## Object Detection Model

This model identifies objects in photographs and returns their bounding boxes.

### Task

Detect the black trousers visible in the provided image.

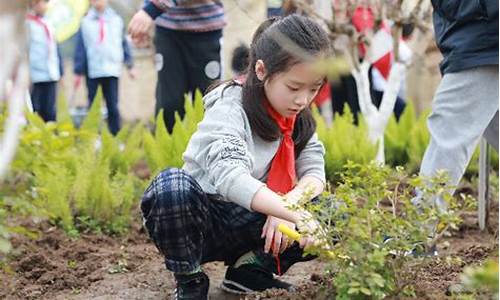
[154,26,222,132]
[141,168,315,274]
[31,81,57,122]
[87,76,120,135]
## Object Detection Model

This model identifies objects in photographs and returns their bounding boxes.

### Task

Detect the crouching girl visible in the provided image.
[141,14,331,300]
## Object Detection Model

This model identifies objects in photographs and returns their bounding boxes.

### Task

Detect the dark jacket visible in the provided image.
[432,0,498,74]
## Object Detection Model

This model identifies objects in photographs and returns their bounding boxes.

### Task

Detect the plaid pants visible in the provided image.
[141,168,315,274]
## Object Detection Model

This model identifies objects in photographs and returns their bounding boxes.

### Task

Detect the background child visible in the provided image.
[140,14,330,299]
[230,42,249,82]
[27,0,63,122]
[73,0,134,135]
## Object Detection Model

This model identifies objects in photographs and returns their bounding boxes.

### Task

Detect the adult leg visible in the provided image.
[154,27,188,133]
[418,65,499,208]
[184,30,222,97]
[100,77,121,135]
[483,110,499,152]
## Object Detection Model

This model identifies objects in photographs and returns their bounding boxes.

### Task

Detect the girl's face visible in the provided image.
[91,0,108,12]
[32,0,49,15]
[256,60,324,118]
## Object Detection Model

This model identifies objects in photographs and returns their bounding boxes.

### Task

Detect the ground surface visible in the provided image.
[1,199,498,300]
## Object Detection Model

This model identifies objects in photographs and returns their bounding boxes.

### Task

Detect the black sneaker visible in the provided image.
[220,264,294,295]
[173,272,209,300]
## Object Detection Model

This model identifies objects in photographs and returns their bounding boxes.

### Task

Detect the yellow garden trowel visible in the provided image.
[278,224,336,259]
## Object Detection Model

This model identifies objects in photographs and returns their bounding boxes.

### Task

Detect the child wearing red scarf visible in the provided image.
[27,0,63,122]
[73,0,135,135]
[141,15,329,300]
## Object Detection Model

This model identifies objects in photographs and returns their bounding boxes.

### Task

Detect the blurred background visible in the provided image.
[53,0,442,122]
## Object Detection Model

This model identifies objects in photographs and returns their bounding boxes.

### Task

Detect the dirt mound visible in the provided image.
[0,222,150,300]
[1,213,497,300]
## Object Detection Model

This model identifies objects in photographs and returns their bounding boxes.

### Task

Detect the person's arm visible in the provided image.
[250,185,301,223]
[73,28,87,76]
[147,0,207,13]
[129,0,212,45]
[251,184,319,253]
[123,35,134,69]
[142,0,164,20]
[292,132,326,203]
[123,36,136,79]
[128,1,160,46]
[57,44,64,77]
[285,175,324,205]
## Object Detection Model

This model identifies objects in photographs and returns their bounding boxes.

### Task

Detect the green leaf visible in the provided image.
[0,238,11,254]
[360,287,372,295]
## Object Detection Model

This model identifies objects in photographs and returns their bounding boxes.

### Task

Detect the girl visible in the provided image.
[141,14,330,300]
[73,0,134,135]
[27,0,63,122]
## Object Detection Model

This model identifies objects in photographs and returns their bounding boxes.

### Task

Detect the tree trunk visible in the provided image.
[0,0,29,180]
[352,61,406,164]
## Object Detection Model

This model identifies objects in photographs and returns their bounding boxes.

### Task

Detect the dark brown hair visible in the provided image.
[242,14,330,156]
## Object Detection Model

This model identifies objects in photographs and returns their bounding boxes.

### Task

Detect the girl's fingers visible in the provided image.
[272,231,282,256]
[299,237,306,248]
[261,217,270,238]
[299,236,315,249]
[264,225,275,253]
[279,235,289,253]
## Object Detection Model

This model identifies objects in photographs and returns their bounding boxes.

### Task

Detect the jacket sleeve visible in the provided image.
[73,28,87,75]
[185,92,265,211]
[431,0,491,22]
[123,36,134,69]
[57,44,64,76]
[143,0,163,19]
[295,133,326,184]
[144,0,218,18]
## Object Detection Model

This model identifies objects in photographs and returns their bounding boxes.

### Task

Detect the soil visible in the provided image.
[1,201,498,300]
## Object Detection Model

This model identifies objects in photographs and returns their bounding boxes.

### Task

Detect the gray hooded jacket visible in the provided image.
[182,83,326,211]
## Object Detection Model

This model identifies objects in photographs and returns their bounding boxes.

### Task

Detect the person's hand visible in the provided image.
[73,74,83,89]
[128,10,153,47]
[296,210,322,249]
[127,67,137,80]
[261,216,295,256]
[283,187,305,206]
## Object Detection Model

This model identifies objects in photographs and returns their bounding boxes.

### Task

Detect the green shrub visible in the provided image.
[297,162,471,299]
[384,103,416,167]
[314,105,377,183]
[143,90,204,176]
[10,92,146,235]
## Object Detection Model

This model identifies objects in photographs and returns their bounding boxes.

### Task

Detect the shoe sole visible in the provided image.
[220,279,255,295]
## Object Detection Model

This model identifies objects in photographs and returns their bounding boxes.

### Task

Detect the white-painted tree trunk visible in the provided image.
[351,61,406,164]
[0,1,29,180]
[478,139,490,230]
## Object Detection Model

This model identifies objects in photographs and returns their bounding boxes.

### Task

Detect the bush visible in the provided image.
[10,93,146,235]
[296,162,473,299]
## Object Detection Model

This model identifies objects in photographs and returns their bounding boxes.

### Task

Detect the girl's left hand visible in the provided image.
[261,215,295,256]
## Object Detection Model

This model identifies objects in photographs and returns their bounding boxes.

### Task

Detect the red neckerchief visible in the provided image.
[27,13,53,44]
[265,100,296,194]
[98,16,105,44]
[264,100,296,276]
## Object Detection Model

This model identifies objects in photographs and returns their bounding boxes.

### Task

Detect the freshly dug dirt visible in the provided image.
[1,202,498,300]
